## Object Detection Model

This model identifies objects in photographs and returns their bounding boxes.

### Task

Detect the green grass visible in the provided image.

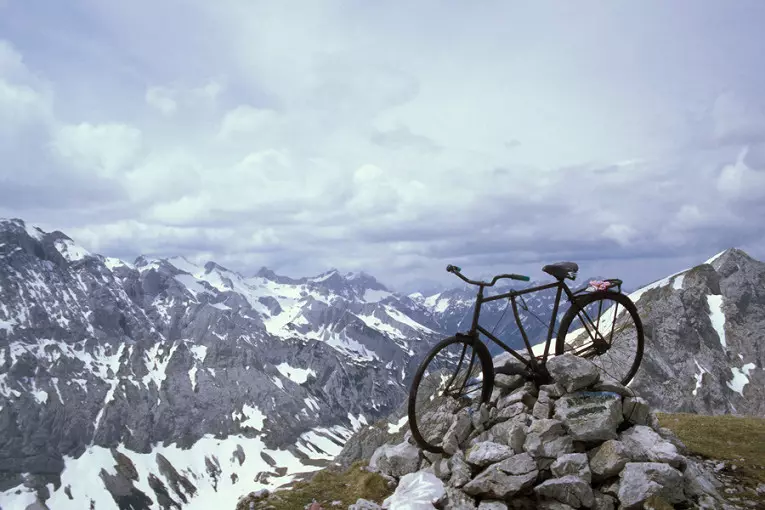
[237,461,393,510]
[658,412,765,505]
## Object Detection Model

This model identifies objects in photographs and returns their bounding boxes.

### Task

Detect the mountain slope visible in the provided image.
[0,219,442,510]
[627,248,765,416]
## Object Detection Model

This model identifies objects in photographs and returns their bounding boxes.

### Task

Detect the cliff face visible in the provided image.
[628,248,765,416]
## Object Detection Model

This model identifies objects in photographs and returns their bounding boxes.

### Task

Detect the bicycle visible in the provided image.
[407,262,644,453]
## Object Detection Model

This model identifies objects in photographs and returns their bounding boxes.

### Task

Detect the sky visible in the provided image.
[1,1,765,293]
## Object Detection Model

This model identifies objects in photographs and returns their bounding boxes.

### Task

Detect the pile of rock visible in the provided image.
[350,353,727,510]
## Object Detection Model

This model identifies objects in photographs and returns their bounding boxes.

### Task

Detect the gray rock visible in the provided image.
[546,353,600,392]
[478,501,508,510]
[539,383,566,398]
[535,503,576,510]
[489,416,527,452]
[348,499,382,510]
[448,451,472,488]
[497,386,536,410]
[591,490,616,510]
[432,458,452,481]
[495,452,537,475]
[683,457,722,500]
[553,391,623,442]
[550,453,591,483]
[443,409,473,455]
[465,442,514,467]
[588,440,629,480]
[597,479,620,499]
[462,464,537,500]
[492,402,527,424]
[618,462,685,509]
[534,475,594,508]
[532,400,552,420]
[622,396,651,426]
[619,425,685,468]
[494,374,525,392]
[524,419,574,458]
[442,486,477,509]
[471,404,491,431]
[369,441,421,478]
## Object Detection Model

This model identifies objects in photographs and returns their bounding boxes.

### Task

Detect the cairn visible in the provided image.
[351,353,727,510]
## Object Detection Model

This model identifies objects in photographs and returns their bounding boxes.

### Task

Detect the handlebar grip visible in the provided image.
[446,265,461,273]
[513,274,531,281]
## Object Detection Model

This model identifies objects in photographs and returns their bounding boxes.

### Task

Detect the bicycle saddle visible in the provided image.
[542,262,578,281]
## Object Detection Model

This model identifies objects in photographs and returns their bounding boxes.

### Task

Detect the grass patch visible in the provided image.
[237,461,393,510]
[658,412,765,504]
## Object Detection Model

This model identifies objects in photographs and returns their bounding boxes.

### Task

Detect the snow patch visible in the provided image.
[174,274,213,298]
[727,363,756,396]
[240,404,265,430]
[35,434,330,510]
[209,302,231,311]
[388,415,408,434]
[347,413,368,432]
[692,359,708,396]
[104,257,134,271]
[705,249,727,266]
[707,294,726,348]
[54,238,91,262]
[672,273,686,290]
[274,362,315,384]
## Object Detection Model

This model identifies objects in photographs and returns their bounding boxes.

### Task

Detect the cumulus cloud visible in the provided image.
[1,1,765,291]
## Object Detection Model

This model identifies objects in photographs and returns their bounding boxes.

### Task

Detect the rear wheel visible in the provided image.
[555,291,644,385]
[407,336,494,453]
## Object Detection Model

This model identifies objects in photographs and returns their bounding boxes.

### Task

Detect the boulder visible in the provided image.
[622,397,651,426]
[448,451,472,488]
[466,442,514,467]
[550,453,591,483]
[524,419,574,459]
[462,453,538,500]
[443,409,473,455]
[369,441,421,479]
[617,462,685,509]
[534,475,594,508]
[619,426,685,468]
[588,440,629,480]
[553,392,623,442]
[546,353,600,392]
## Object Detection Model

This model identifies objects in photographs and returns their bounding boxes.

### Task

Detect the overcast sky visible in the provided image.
[1,1,764,292]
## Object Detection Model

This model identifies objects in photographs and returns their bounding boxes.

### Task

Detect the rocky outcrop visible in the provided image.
[628,248,765,416]
[354,354,730,510]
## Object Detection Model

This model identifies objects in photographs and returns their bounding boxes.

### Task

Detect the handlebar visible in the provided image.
[446,264,530,286]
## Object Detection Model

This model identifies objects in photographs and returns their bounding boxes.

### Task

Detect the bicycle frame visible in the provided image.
[463,279,588,374]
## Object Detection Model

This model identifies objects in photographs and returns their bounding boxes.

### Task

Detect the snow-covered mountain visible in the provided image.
[2,216,763,510]
[0,219,446,510]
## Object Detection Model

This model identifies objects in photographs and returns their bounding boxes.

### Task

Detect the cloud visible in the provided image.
[2,1,765,292]
[145,86,177,115]
[51,122,143,177]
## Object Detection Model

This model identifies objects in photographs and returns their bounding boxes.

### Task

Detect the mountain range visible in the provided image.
[0,217,762,510]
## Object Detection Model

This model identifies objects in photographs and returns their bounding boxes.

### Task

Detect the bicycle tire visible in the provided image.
[407,335,494,453]
[555,290,644,386]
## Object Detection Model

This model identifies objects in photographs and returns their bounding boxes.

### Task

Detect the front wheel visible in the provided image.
[555,291,644,386]
[408,335,494,453]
